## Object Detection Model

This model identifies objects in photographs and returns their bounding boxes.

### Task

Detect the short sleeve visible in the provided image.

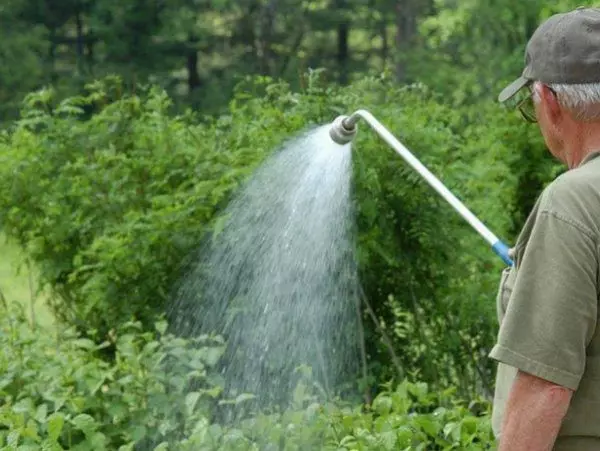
[489,210,598,390]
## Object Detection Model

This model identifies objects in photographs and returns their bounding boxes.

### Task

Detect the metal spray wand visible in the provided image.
[328,109,513,266]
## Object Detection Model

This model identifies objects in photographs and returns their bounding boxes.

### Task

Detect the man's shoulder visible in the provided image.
[534,157,600,237]
[540,158,600,209]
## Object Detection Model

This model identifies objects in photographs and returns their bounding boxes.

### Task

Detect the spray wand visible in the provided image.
[328,109,513,266]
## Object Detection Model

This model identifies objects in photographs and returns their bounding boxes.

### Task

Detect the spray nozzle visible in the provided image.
[325,108,513,266]
[329,115,357,145]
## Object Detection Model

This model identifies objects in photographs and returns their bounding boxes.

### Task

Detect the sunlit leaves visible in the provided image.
[0,72,555,407]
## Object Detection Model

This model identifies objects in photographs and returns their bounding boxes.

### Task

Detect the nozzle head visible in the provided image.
[329,115,357,145]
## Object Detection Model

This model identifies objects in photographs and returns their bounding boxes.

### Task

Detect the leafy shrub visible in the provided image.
[0,303,495,450]
[0,71,559,399]
[0,302,226,450]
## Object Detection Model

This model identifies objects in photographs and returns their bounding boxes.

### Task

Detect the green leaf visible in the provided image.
[413,416,439,437]
[35,404,48,423]
[396,425,414,448]
[47,412,65,442]
[460,416,479,439]
[339,435,357,447]
[234,393,255,404]
[71,413,97,438]
[7,429,20,447]
[443,421,461,443]
[13,398,34,414]
[72,338,97,350]
[185,392,201,416]
[372,395,392,415]
[380,430,397,450]
[131,425,147,442]
[155,320,168,335]
[199,386,222,399]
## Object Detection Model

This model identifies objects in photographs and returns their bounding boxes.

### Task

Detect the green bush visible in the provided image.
[0,71,558,399]
[0,304,495,450]
[0,302,226,450]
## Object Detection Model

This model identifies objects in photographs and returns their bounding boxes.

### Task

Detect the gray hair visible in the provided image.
[534,82,600,121]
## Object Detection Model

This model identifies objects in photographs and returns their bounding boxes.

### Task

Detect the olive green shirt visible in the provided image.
[490,152,600,449]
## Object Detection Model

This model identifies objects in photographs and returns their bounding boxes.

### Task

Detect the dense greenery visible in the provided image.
[0,303,494,450]
[0,0,582,448]
[0,0,590,121]
[0,69,559,399]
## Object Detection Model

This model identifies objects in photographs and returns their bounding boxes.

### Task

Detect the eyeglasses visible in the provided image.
[509,83,558,123]
[514,86,537,123]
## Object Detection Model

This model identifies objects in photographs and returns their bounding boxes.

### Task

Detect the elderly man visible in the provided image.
[491,6,600,451]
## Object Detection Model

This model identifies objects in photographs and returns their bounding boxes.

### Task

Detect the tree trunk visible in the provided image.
[337,22,349,84]
[86,31,95,76]
[395,0,416,83]
[380,18,388,70]
[48,28,58,83]
[75,7,85,77]
[236,0,260,72]
[279,29,305,76]
[336,0,350,84]
[186,37,201,93]
[256,0,277,75]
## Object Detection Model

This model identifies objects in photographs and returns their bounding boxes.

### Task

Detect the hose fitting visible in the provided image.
[329,115,357,145]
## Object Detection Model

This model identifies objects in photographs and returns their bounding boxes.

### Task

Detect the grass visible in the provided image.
[0,234,55,329]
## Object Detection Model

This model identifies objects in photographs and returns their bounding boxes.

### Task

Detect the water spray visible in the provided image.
[329,109,513,266]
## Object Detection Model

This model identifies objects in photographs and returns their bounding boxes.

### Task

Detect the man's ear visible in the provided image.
[537,83,562,122]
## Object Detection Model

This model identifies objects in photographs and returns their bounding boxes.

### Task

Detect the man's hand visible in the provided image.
[499,370,573,451]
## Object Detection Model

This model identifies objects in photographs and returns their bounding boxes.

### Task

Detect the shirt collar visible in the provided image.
[577,151,600,168]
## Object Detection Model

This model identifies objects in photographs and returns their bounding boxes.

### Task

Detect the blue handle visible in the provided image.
[492,240,513,266]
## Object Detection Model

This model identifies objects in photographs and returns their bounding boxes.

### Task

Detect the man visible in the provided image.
[491,6,600,451]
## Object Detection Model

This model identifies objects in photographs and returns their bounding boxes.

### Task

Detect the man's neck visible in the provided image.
[563,124,600,168]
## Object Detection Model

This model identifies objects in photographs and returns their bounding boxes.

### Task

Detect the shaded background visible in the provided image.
[0,0,583,121]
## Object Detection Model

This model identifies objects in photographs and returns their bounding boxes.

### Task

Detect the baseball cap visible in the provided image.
[498,7,600,103]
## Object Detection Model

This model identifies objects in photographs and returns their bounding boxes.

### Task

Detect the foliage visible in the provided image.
[0,303,495,450]
[0,71,561,400]
[0,0,580,444]
[0,302,226,450]
[0,234,54,329]
[411,0,593,106]
[0,75,285,335]
[0,0,594,120]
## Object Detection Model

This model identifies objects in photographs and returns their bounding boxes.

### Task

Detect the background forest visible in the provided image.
[0,0,588,449]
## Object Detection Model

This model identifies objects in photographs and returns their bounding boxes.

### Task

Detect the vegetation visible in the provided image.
[0,0,588,121]
[0,235,53,329]
[0,72,549,450]
[0,303,494,450]
[0,0,584,448]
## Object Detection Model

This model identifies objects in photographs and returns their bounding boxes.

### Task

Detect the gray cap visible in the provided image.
[499,7,600,103]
